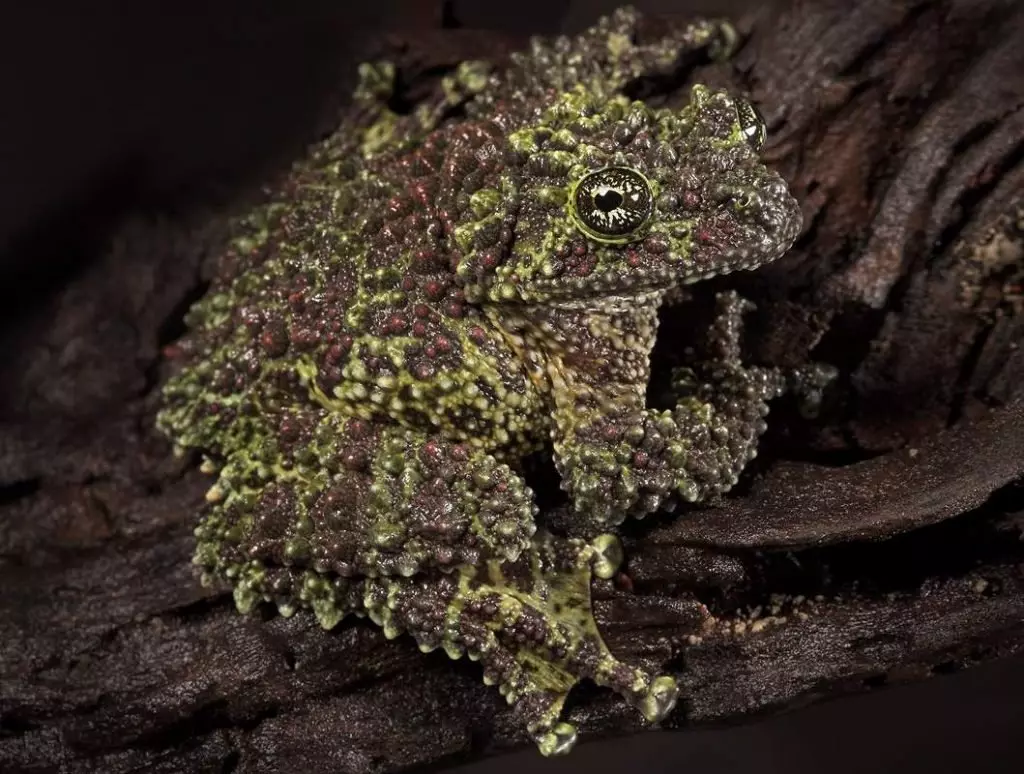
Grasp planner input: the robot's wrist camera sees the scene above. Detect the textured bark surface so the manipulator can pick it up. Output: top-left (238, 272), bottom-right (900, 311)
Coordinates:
top-left (2, 1), bottom-right (1023, 772)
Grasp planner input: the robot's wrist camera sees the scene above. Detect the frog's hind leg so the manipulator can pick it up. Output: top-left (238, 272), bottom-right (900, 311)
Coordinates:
top-left (189, 411), bottom-right (672, 753)
top-left (191, 413), bottom-right (540, 626)
top-left (352, 58), bottom-right (493, 159)
top-left (369, 532), bottom-right (678, 756)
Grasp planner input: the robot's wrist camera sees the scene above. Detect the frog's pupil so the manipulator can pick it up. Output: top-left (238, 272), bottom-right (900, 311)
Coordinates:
top-left (594, 188), bottom-right (623, 213)
top-left (571, 166), bottom-right (653, 241)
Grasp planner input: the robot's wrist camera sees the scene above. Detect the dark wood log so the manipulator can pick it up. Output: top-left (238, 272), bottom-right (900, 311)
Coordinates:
top-left (2, 1), bottom-right (1022, 772)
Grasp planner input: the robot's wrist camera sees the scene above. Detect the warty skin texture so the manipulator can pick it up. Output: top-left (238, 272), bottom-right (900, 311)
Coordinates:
top-left (157, 6), bottom-right (829, 755)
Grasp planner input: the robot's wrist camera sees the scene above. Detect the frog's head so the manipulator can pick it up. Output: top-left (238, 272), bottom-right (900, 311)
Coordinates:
top-left (455, 84), bottom-right (802, 305)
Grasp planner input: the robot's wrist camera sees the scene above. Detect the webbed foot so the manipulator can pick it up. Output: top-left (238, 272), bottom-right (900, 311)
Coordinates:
top-left (364, 532), bottom-right (679, 755)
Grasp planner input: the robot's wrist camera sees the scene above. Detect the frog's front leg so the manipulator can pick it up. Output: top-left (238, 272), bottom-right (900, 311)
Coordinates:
top-left (552, 291), bottom-right (830, 533)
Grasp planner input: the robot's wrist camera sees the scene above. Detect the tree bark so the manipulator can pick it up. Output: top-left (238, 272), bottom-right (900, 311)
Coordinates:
top-left (2, 1), bottom-right (1023, 772)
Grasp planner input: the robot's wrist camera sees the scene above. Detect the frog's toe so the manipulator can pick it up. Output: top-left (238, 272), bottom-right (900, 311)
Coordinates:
top-left (589, 533), bottom-right (624, 579)
top-left (638, 674), bottom-right (679, 723)
top-left (534, 721), bottom-right (578, 757)
top-left (708, 21), bottom-right (740, 62)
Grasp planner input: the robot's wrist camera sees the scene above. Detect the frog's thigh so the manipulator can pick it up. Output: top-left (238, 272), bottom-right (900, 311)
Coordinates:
top-left (193, 413), bottom-right (538, 624)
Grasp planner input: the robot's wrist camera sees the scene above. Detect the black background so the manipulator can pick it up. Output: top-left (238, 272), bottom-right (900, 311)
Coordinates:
top-left (0, 2), bottom-right (1021, 772)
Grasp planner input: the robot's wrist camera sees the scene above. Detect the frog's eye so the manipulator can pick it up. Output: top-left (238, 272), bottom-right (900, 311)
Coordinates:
top-left (570, 167), bottom-right (654, 242)
top-left (735, 98), bottom-right (766, 153)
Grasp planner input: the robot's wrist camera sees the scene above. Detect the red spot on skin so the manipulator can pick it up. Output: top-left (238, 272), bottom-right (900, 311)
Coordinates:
top-left (287, 291), bottom-right (305, 311)
top-left (451, 444), bottom-right (469, 462)
top-left (238, 306), bottom-right (264, 330)
top-left (425, 280), bottom-right (446, 299)
top-left (242, 351), bottom-right (261, 376)
top-left (413, 248), bottom-right (437, 266)
top-left (573, 243), bottom-right (587, 256)
top-left (290, 326), bottom-right (318, 349)
top-left (632, 450), bottom-right (649, 468)
top-left (468, 325), bottom-right (487, 344)
top-left (404, 214), bottom-right (424, 235)
top-left (347, 419), bottom-right (369, 438)
top-left (319, 366), bottom-right (342, 388)
top-left (387, 196), bottom-right (408, 216)
top-left (401, 276), bottom-right (416, 291)
top-left (412, 321), bottom-right (428, 338)
top-left (410, 181), bottom-right (434, 207)
top-left (446, 300), bottom-right (466, 318)
top-left (626, 250), bottom-right (642, 267)
top-left (341, 449), bottom-right (368, 472)
top-left (614, 571), bottom-right (634, 592)
top-left (682, 190), bottom-right (700, 209)
top-left (325, 344), bottom-right (345, 364)
top-left (698, 228), bottom-right (715, 244)
top-left (422, 439), bottom-right (442, 461)
top-left (573, 256), bottom-right (597, 277)
top-left (279, 416), bottom-right (300, 442)
top-left (433, 335), bottom-right (452, 353)
top-left (259, 324), bottom-right (288, 356)
top-left (386, 313), bottom-right (408, 334)
top-left (643, 235), bottom-right (669, 254)
top-left (438, 209), bottom-right (455, 231)
top-left (413, 304), bottom-right (430, 318)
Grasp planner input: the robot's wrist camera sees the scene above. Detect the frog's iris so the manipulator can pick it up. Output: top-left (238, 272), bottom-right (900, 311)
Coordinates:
top-left (570, 167), bottom-right (653, 242)
top-left (735, 98), bottom-right (766, 152)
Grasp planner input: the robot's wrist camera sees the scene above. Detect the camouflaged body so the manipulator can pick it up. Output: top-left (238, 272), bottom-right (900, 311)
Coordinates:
top-left (157, 6), bottom-right (808, 756)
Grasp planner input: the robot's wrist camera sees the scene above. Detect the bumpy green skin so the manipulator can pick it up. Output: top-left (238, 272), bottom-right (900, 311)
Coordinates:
top-left (157, 7), bottom-right (823, 755)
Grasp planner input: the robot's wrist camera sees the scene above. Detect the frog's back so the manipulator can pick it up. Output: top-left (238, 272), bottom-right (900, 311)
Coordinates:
top-left (158, 107), bottom-right (545, 463)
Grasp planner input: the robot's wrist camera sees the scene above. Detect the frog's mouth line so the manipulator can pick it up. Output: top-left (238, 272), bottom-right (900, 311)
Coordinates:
top-left (518, 256), bottom-right (773, 308)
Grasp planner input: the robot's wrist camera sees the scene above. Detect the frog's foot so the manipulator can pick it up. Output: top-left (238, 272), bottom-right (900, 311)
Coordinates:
top-left (672, 290), bottom-right (837, 418)
top-left (354, 60), bottom-right (397, 106)
top-left (364, 533), bottom-right (678, 756)
top-left (782, 362), bottom-right (838, 418)
top-left (350, 58), bottom-right (494, 157)
top-left (568, 7), bottom-right (740, 86)
top-left (414, 60), bottom-right (493, 130)
top-left (663, 289), bottom-right (836, 488)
